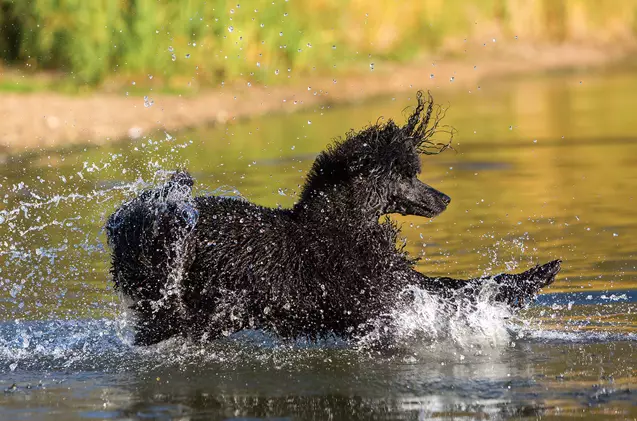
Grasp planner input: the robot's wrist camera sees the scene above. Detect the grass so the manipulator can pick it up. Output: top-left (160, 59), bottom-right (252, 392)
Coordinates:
top-left (1, 0), bottom-right (637, 91)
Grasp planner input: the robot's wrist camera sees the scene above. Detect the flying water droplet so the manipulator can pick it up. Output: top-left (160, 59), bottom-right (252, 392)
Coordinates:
top-left (10, 284), bottom-right (22, 298)
top-left (228, 26), bottom-right (234, 33)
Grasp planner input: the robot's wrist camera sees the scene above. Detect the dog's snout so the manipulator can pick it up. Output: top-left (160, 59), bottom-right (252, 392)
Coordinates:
top-left (441, 193), bottom-right (451, 205)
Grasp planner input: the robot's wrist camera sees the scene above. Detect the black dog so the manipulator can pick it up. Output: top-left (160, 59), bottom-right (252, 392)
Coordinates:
top-left (106, 92), bottom-right (561, 345)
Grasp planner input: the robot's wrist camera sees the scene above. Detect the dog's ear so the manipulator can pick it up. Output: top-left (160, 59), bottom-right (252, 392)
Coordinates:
top-left (403, 91), bottom-right (453, 155)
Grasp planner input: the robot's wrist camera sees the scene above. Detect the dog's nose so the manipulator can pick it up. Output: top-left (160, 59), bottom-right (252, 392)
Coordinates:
top-left (441, 194), bottom-right (451, 205)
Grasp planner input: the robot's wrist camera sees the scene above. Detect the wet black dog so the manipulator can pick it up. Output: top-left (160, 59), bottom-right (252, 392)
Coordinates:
top-left (106, 92), bottom-right (561, 345)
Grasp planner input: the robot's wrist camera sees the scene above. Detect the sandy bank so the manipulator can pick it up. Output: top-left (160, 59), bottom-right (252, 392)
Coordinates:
top-left (0, 44), bottom-right (632, 154)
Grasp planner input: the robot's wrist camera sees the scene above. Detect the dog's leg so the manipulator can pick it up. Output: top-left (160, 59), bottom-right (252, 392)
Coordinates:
top-left (491, 259), bottom-right (561, 307)
top-left (410, 259), bottom-right (561, 307)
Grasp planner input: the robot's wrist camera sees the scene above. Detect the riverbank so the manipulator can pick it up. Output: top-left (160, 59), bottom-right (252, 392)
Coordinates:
top-left (0, 43), bottom-right (634, 154)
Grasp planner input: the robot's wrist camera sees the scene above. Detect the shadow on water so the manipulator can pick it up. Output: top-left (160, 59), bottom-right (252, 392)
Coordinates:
top-left (1, 67), bottom-right (637, 419)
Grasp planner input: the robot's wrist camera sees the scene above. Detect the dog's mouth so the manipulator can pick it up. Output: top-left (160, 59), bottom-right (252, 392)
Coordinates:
top-left (389, 179), bottom-right (450, 218)
top-left (396, 200), bottom-right (448, 218)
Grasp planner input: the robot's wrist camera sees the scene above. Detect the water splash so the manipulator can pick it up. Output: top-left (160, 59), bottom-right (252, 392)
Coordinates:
top-left (356, 281), bottom-right (514, 350)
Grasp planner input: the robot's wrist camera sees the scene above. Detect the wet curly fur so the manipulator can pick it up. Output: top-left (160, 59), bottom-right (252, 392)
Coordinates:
top-left (106, 92), bottom-right (561, 345)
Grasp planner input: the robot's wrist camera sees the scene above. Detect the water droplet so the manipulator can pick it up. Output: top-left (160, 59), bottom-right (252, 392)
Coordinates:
top-left (228, 26), bottom-right (234, 33)
top-left (256, 61), bottom-right (260, 67)
top-left (307, 120), bottom-right (312, 125)
top-left (450, 76), bottom-right (455, 82)
top-left (185, 54), bottom-right (190, 59)
top-left (143, 96), bottom-right (154, 108)
top-left (247, 82), bottom-right (251, 87)
top-left (279, 31), bottom-right (283, 36)
top-left (168, 46), bottom-right (174, 52)
top-left (260, 23), bottom-right (264, 28)
top-left (430, 74), bottom-right (434, 79)
top-left (171, 54), bottom-right (176, 61)
top-left (369, 62), bottom-right (374, 71)
top-left (274, 69), bottom-right (279, 75)
top-left (10, 284), bottom-right (22, 298)
top-left (332, 45), bottom-right (336, 49)
top-left (230, 8), bottom-right (235, 14)
top-left (148, 74), bottom-right (153, 80)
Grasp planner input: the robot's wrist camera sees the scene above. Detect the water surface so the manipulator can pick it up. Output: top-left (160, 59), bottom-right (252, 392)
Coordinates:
top-left (1, 68), bottom-right (636, 420)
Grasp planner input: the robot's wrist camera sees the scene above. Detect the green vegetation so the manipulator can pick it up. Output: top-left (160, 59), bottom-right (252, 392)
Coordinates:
top-left (1, 0), bottom-right (637, 88)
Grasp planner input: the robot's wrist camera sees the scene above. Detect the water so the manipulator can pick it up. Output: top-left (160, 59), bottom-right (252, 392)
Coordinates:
top-left (1, 67), bottom-right (637, 419)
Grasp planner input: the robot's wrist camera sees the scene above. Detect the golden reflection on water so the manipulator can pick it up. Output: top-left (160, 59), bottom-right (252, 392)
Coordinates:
top-left (1, 67), bottom-right (636, 320)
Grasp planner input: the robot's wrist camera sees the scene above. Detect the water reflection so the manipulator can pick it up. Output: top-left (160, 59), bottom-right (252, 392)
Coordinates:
top-left (1, 68), bottom-right (637, 419)
top-left (1, 329), bottom-right (634, 420)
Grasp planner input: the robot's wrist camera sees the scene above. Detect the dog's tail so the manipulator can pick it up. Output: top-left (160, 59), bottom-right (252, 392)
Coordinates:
top-left (106, 170), bottom-right (198, 345)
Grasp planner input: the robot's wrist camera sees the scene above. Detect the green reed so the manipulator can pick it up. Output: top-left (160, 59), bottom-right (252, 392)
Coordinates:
top-left (1, 0), bottom-right (636, 87)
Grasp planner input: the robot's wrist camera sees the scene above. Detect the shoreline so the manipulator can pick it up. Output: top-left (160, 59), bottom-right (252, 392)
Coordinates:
top-left (0, 43), bottom-right (634, 154)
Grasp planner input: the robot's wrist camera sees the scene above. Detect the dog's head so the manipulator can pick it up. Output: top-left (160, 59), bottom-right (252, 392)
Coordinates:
top-left (300, 91), bottom-right (452, 219)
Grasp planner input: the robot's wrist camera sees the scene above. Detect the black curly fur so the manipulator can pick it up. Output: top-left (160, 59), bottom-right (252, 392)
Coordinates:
top-left (106, 91), bottom-right (561, 345)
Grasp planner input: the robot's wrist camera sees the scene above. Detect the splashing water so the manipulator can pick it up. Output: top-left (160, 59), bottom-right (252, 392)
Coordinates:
top-left (0, 127), bottom-right (633, 366)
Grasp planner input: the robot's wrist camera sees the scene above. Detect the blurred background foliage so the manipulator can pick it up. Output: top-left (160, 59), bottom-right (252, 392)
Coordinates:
top-left (0, 0), bottom-right (636, 88)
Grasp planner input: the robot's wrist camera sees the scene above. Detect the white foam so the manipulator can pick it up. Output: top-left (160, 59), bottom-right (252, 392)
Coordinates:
top-left (357, 281), bottom-right (514, 349)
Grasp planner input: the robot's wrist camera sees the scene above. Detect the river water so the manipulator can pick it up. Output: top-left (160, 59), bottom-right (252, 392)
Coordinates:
top-left (1, 67), bottom-right (636, 420)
